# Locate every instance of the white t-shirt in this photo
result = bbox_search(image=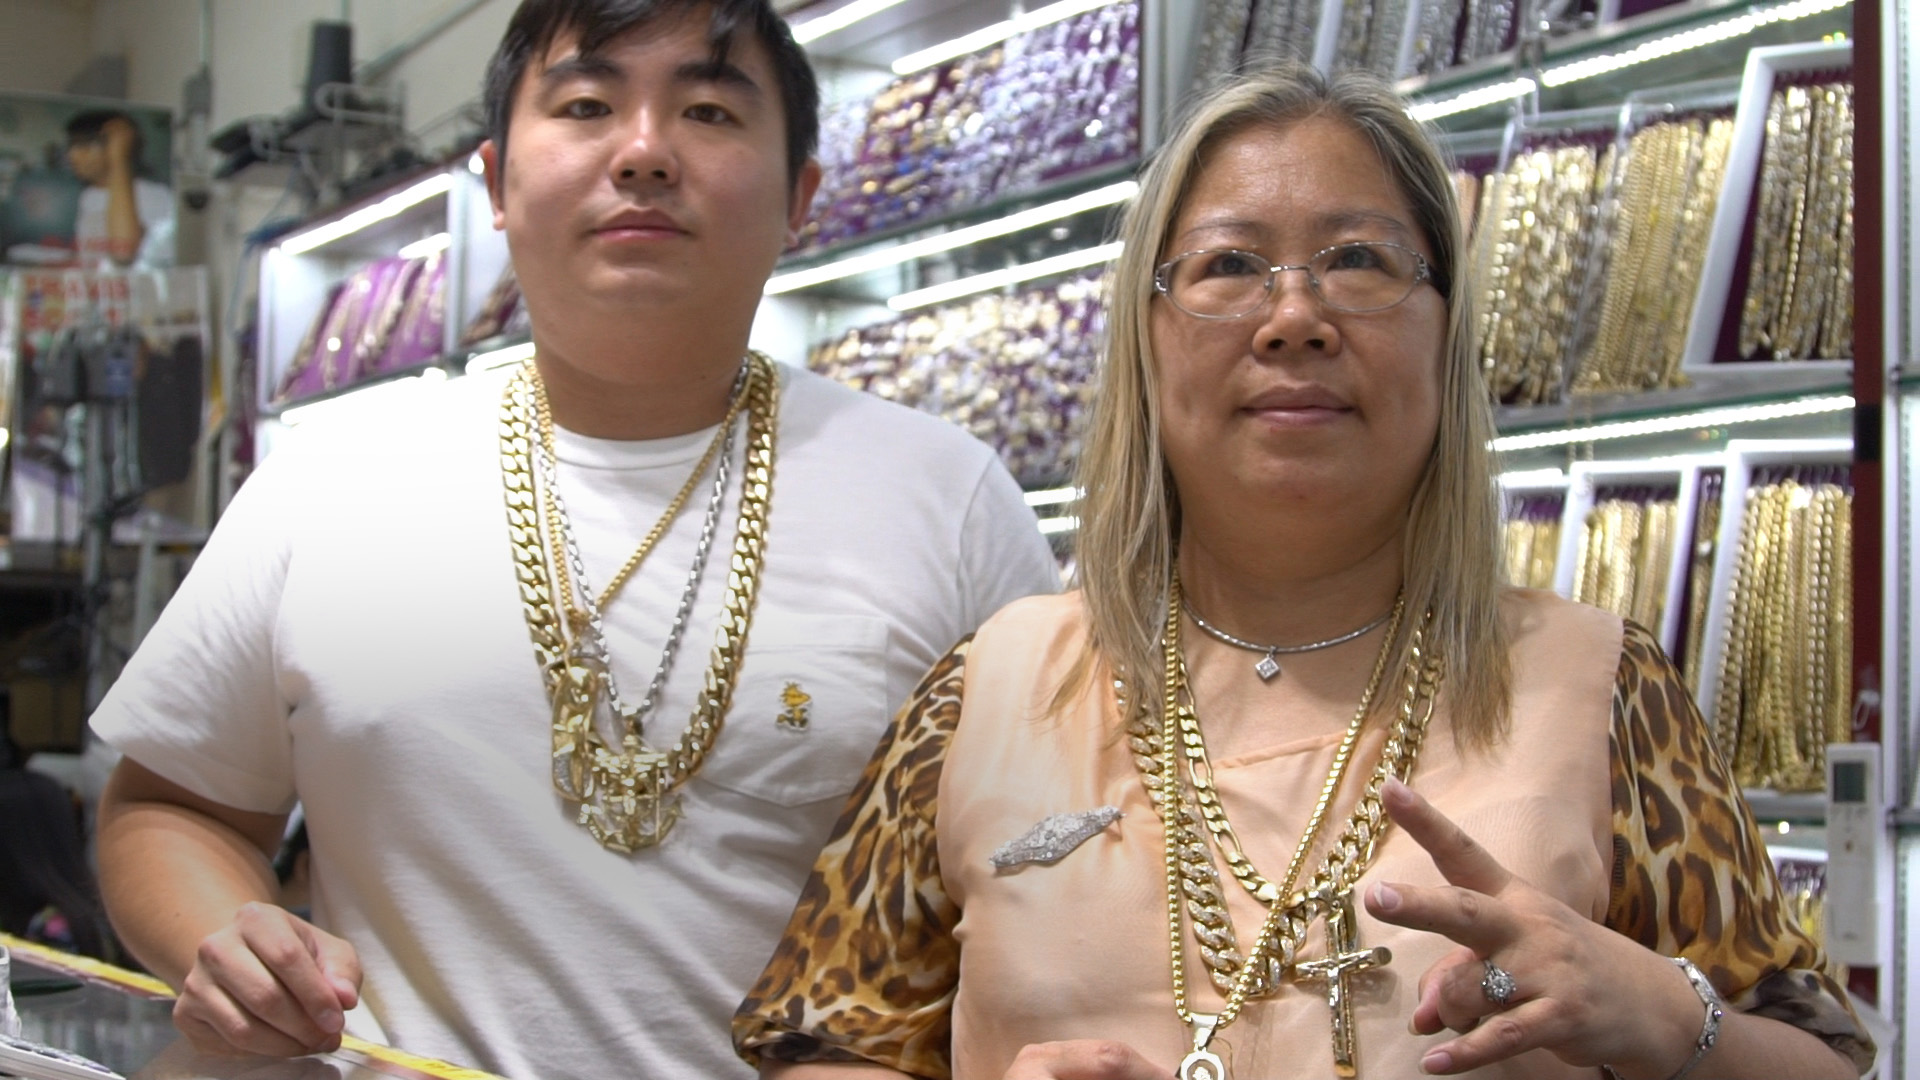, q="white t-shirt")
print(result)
[74,177,175,268]
[91,362,1058,1080]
